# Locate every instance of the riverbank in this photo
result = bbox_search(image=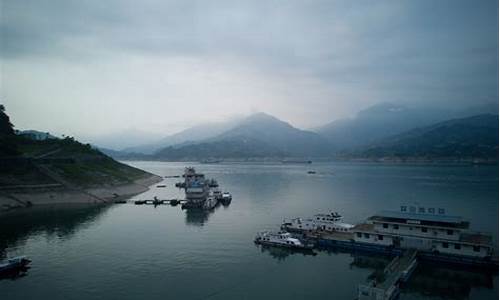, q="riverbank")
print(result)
[0,174,162,215]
